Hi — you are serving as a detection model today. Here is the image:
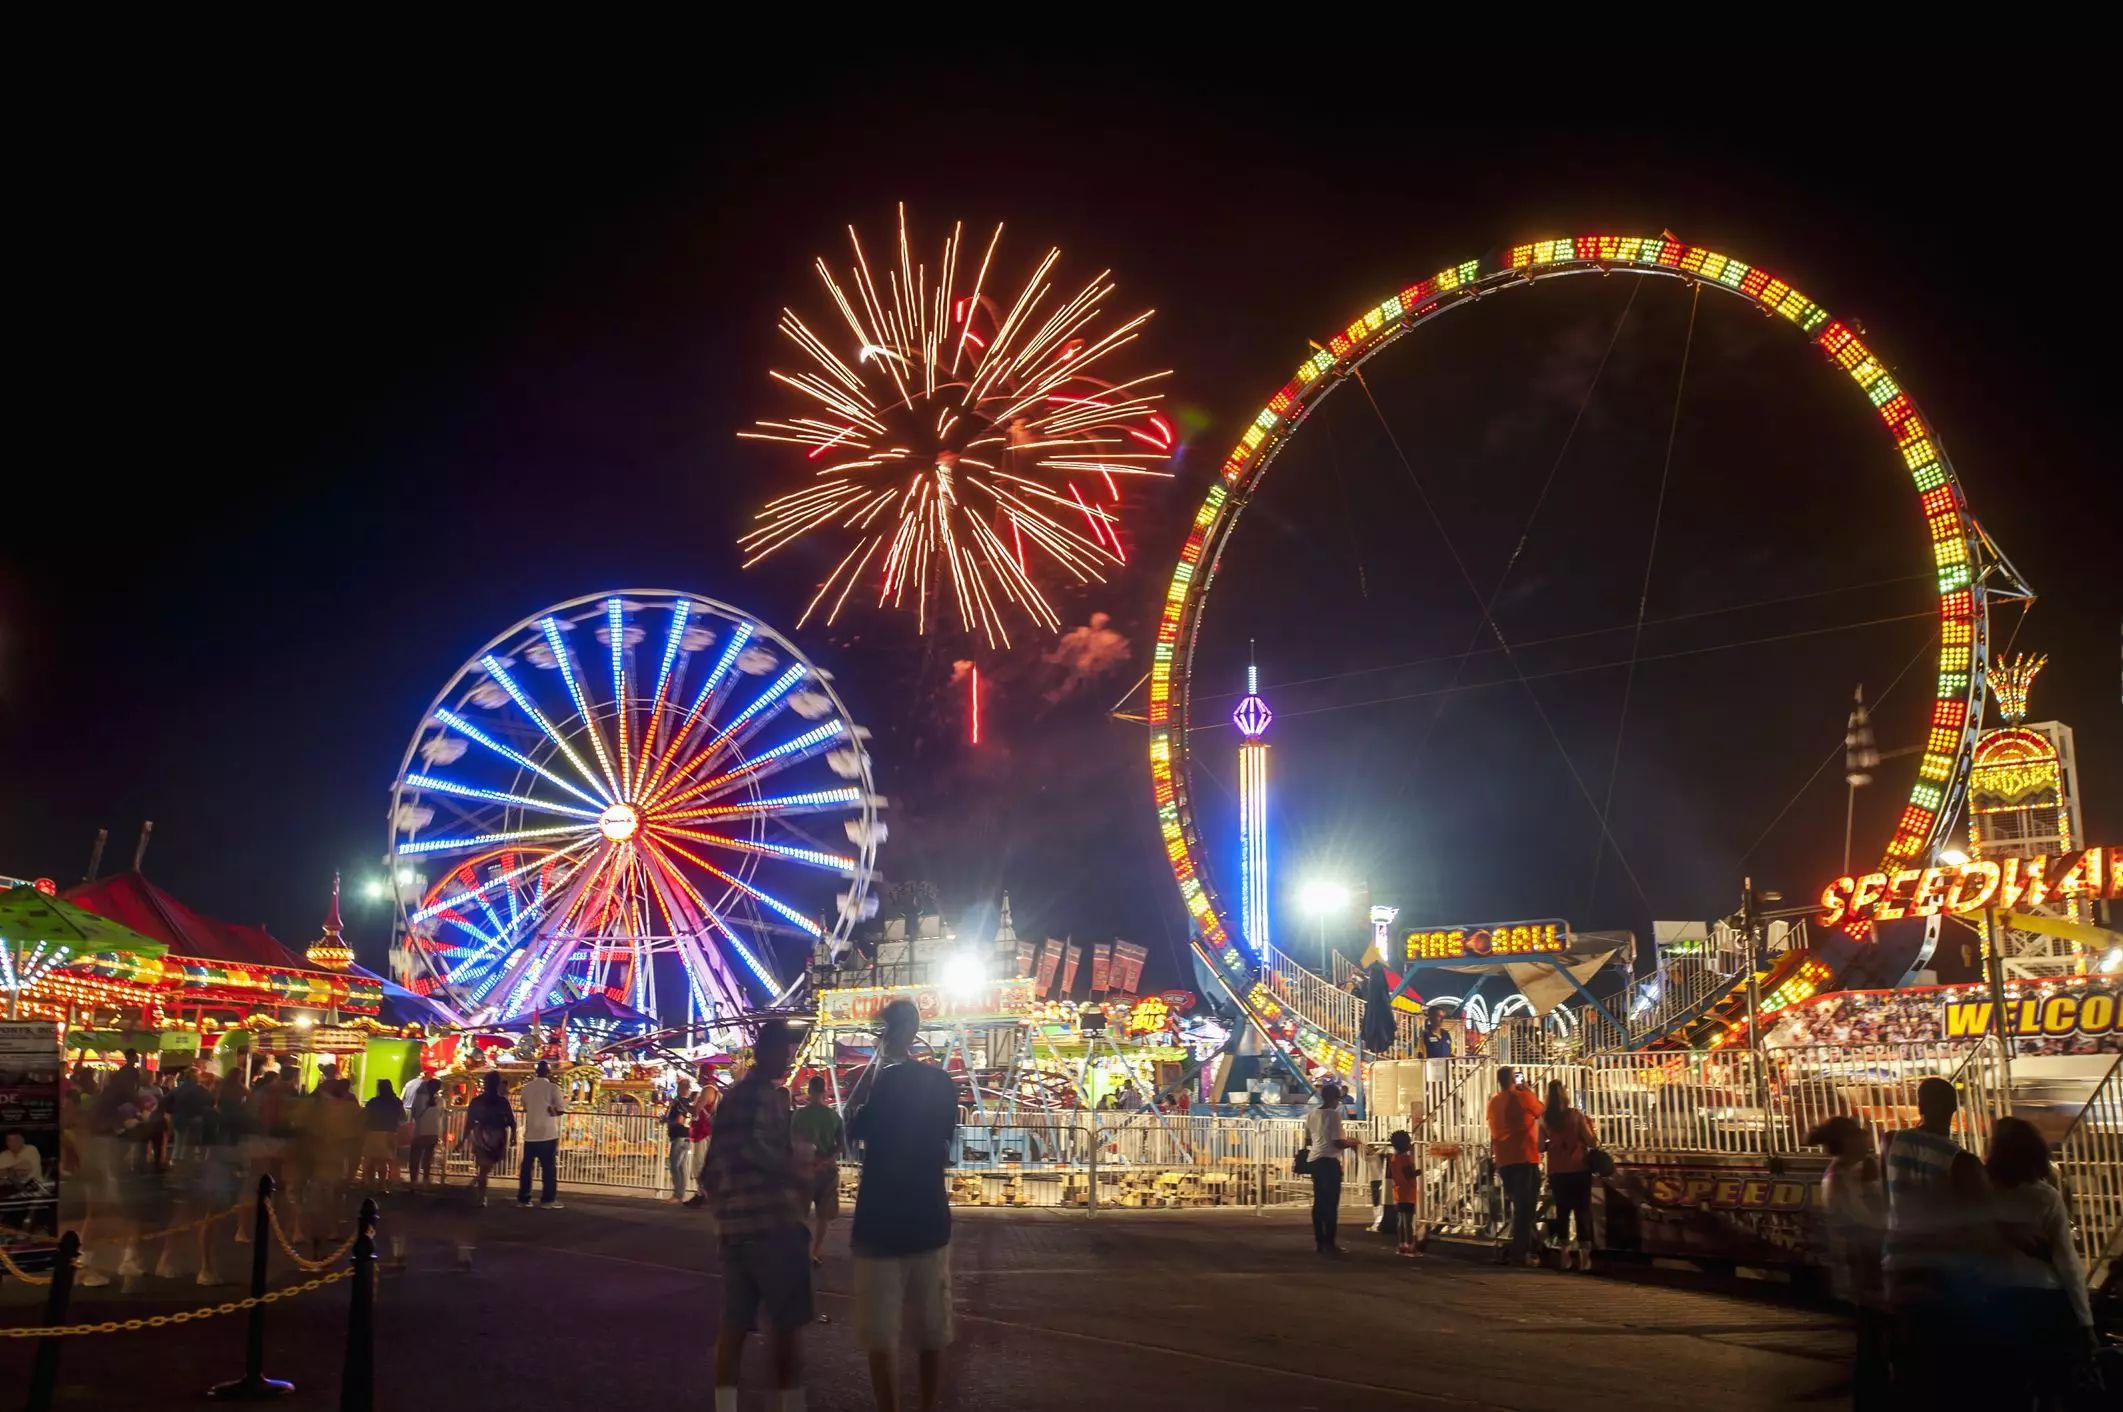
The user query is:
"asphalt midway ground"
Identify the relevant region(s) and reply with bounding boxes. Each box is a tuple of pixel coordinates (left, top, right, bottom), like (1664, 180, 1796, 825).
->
(1, 1193, 1853, 1410)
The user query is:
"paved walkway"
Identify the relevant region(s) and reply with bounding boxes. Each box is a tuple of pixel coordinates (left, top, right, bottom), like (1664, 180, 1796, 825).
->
(2, 1194, 1851, 1409)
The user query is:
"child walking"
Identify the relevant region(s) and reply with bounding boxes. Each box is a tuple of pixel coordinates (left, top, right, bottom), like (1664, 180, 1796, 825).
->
(1387, 1130, 1422, 1257)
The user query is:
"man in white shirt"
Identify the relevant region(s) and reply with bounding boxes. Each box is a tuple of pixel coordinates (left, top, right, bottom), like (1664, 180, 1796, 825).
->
(0, 1131, 43, 1190)
(516, 1061, 568, 1209)
(1304, 1081, 1358, 1255)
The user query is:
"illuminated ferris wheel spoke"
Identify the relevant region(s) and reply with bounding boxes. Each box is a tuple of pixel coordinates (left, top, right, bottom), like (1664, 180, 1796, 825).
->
(396, 823, 595, 857)
(638, 622, 754, 805)
(657, 835, 823, 940)
(641, 856, 748, 1019)
(444, 854, 592, 994)
(411, 844, 590, 925)
(663, 720, 852, 812)
(431, 710, 607, 811)
(660, 786, 864, 824)
(479, 654, 614, 806)
(537, 618, 622, 802)
(649, 824, 855, 873)
(606, 598, 634, 796)
(644, 662, 810, 810)
(490, 853, 618, 1018)
(401, 773, 605, 822)
(649, 847, 780, 997)
(633, 598, 693, 797)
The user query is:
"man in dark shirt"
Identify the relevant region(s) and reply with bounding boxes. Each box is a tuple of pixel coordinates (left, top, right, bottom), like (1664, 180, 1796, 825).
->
(846, 999, 959, 1412)
(702, 1019, 811, 1412)
(662, 1076, 695, 1203)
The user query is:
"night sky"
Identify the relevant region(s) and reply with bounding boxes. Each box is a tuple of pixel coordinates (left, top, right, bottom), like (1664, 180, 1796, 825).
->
(6, 66, 2115, 993)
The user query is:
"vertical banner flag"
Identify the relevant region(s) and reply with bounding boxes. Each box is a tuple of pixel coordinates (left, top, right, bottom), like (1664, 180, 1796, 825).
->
(1060, 941, 1083, 997)
(1036, 940, 1063, 998)
(1845, 684, 1878, 787)
(1015, 938, 1036, 978)
(1090, 942, 1113, 995)
(1111, 941, 1148, 995)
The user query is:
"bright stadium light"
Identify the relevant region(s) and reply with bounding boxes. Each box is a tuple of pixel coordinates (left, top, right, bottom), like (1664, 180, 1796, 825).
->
(1299, 879, 1350, 915)
(941, 951, 985, 996)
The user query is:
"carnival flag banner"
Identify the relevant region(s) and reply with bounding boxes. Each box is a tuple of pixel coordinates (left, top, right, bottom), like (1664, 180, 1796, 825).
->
(1016, 938, 1036, 978)
(1112, 940, 1148, 995)
(1090, 942, 1113, 995)
(1036, 940, 1063, 998)
(1060, 941, 1083, 997)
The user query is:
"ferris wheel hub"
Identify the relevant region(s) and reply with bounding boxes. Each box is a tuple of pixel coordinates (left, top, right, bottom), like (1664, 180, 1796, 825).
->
(598, 801, 641, 842)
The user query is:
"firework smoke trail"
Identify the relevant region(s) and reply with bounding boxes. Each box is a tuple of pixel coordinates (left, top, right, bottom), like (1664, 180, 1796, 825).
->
(741, 205, 1174, 647)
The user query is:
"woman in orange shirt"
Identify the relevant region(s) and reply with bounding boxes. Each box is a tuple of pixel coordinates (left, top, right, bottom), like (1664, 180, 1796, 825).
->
(1541, 1080, 1600, 1271)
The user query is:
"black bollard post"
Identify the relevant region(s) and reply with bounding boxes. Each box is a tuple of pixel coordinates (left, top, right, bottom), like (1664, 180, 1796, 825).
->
(25, 1230, 80, 1412)
(338, 1199, 377, 1412)
(208, 1174, 294, 1400)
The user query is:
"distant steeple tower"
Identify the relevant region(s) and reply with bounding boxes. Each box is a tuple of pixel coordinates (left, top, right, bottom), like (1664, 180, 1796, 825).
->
(306, 872, 356, 972)
(995, 891, 1017, 945)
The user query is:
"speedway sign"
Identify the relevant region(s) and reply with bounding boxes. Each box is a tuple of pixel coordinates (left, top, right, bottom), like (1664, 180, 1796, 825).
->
(1816, 846, 2117, 928)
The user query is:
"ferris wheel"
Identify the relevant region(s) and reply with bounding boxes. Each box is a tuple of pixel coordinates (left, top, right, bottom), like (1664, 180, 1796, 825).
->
(387, 590, 884, 1029)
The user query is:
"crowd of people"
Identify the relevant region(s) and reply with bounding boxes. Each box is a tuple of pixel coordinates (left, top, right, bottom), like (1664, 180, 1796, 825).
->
(1814, 1077, 2098, 1407)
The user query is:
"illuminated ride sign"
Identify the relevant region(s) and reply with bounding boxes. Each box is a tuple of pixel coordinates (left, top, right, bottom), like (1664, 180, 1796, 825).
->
(1406, 920, 1569, 963)
(1816, 846, 2118, 928)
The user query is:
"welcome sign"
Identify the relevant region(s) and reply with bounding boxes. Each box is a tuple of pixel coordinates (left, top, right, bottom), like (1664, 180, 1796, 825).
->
(1764, 976, 2123, 1055)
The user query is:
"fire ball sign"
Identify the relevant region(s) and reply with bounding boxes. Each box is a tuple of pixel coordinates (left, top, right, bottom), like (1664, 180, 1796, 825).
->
(1405, 920, 1568, 962)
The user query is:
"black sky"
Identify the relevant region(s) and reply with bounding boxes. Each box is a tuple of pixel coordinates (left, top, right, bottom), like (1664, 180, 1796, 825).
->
(6, 61, 2115, 989)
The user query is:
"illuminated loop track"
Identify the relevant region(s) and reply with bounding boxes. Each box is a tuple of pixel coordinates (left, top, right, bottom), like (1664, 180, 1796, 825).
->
(388, 590, 883, 1031)
(1147, 235, 2005, 1074)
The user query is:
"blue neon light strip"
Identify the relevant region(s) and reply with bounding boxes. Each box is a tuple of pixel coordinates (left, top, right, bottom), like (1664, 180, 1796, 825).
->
(411, 845, 586, 923)
(433, 709, 606, 811)
(663, 786, 863, 822)
(540, 620, 620, 799)
(684, 720, 847, 800)
(481, 654, 612, 805)
(403, 773, 604, 821)
(701, 663, 807, 755)
(1239, 741, 1269, 952)
(653, 826, 855, 872)
(397, 823, 590, 857)
(608, 598, 631, 791)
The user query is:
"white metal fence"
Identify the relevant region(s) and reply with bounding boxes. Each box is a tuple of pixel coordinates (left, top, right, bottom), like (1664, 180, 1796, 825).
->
(416, 1037, 2123, 1289)
(428, 1105, 1387, 1210)
(2055, 1054, 2123, 1287)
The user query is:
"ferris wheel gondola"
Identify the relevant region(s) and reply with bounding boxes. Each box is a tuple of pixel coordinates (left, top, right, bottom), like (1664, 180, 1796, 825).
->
(387, 590, 883, 1033)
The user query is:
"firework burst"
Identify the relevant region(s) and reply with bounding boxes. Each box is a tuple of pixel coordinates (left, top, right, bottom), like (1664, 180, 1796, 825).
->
(741, 206, 1173, 647)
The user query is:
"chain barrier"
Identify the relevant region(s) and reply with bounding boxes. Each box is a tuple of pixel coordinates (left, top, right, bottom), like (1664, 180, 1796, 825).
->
(0, 1268, 350, 1338)
(263, 1199, 361, 1271)
(80, 1199, 247, 1249)
(0, 1244, 56, 1285)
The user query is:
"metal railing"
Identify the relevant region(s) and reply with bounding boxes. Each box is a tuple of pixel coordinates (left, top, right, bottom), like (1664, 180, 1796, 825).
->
(2054, 1053, 2123, 1287)
(1396, 1044, 2001, 1236)
(1262, 944, 1420, 1056)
